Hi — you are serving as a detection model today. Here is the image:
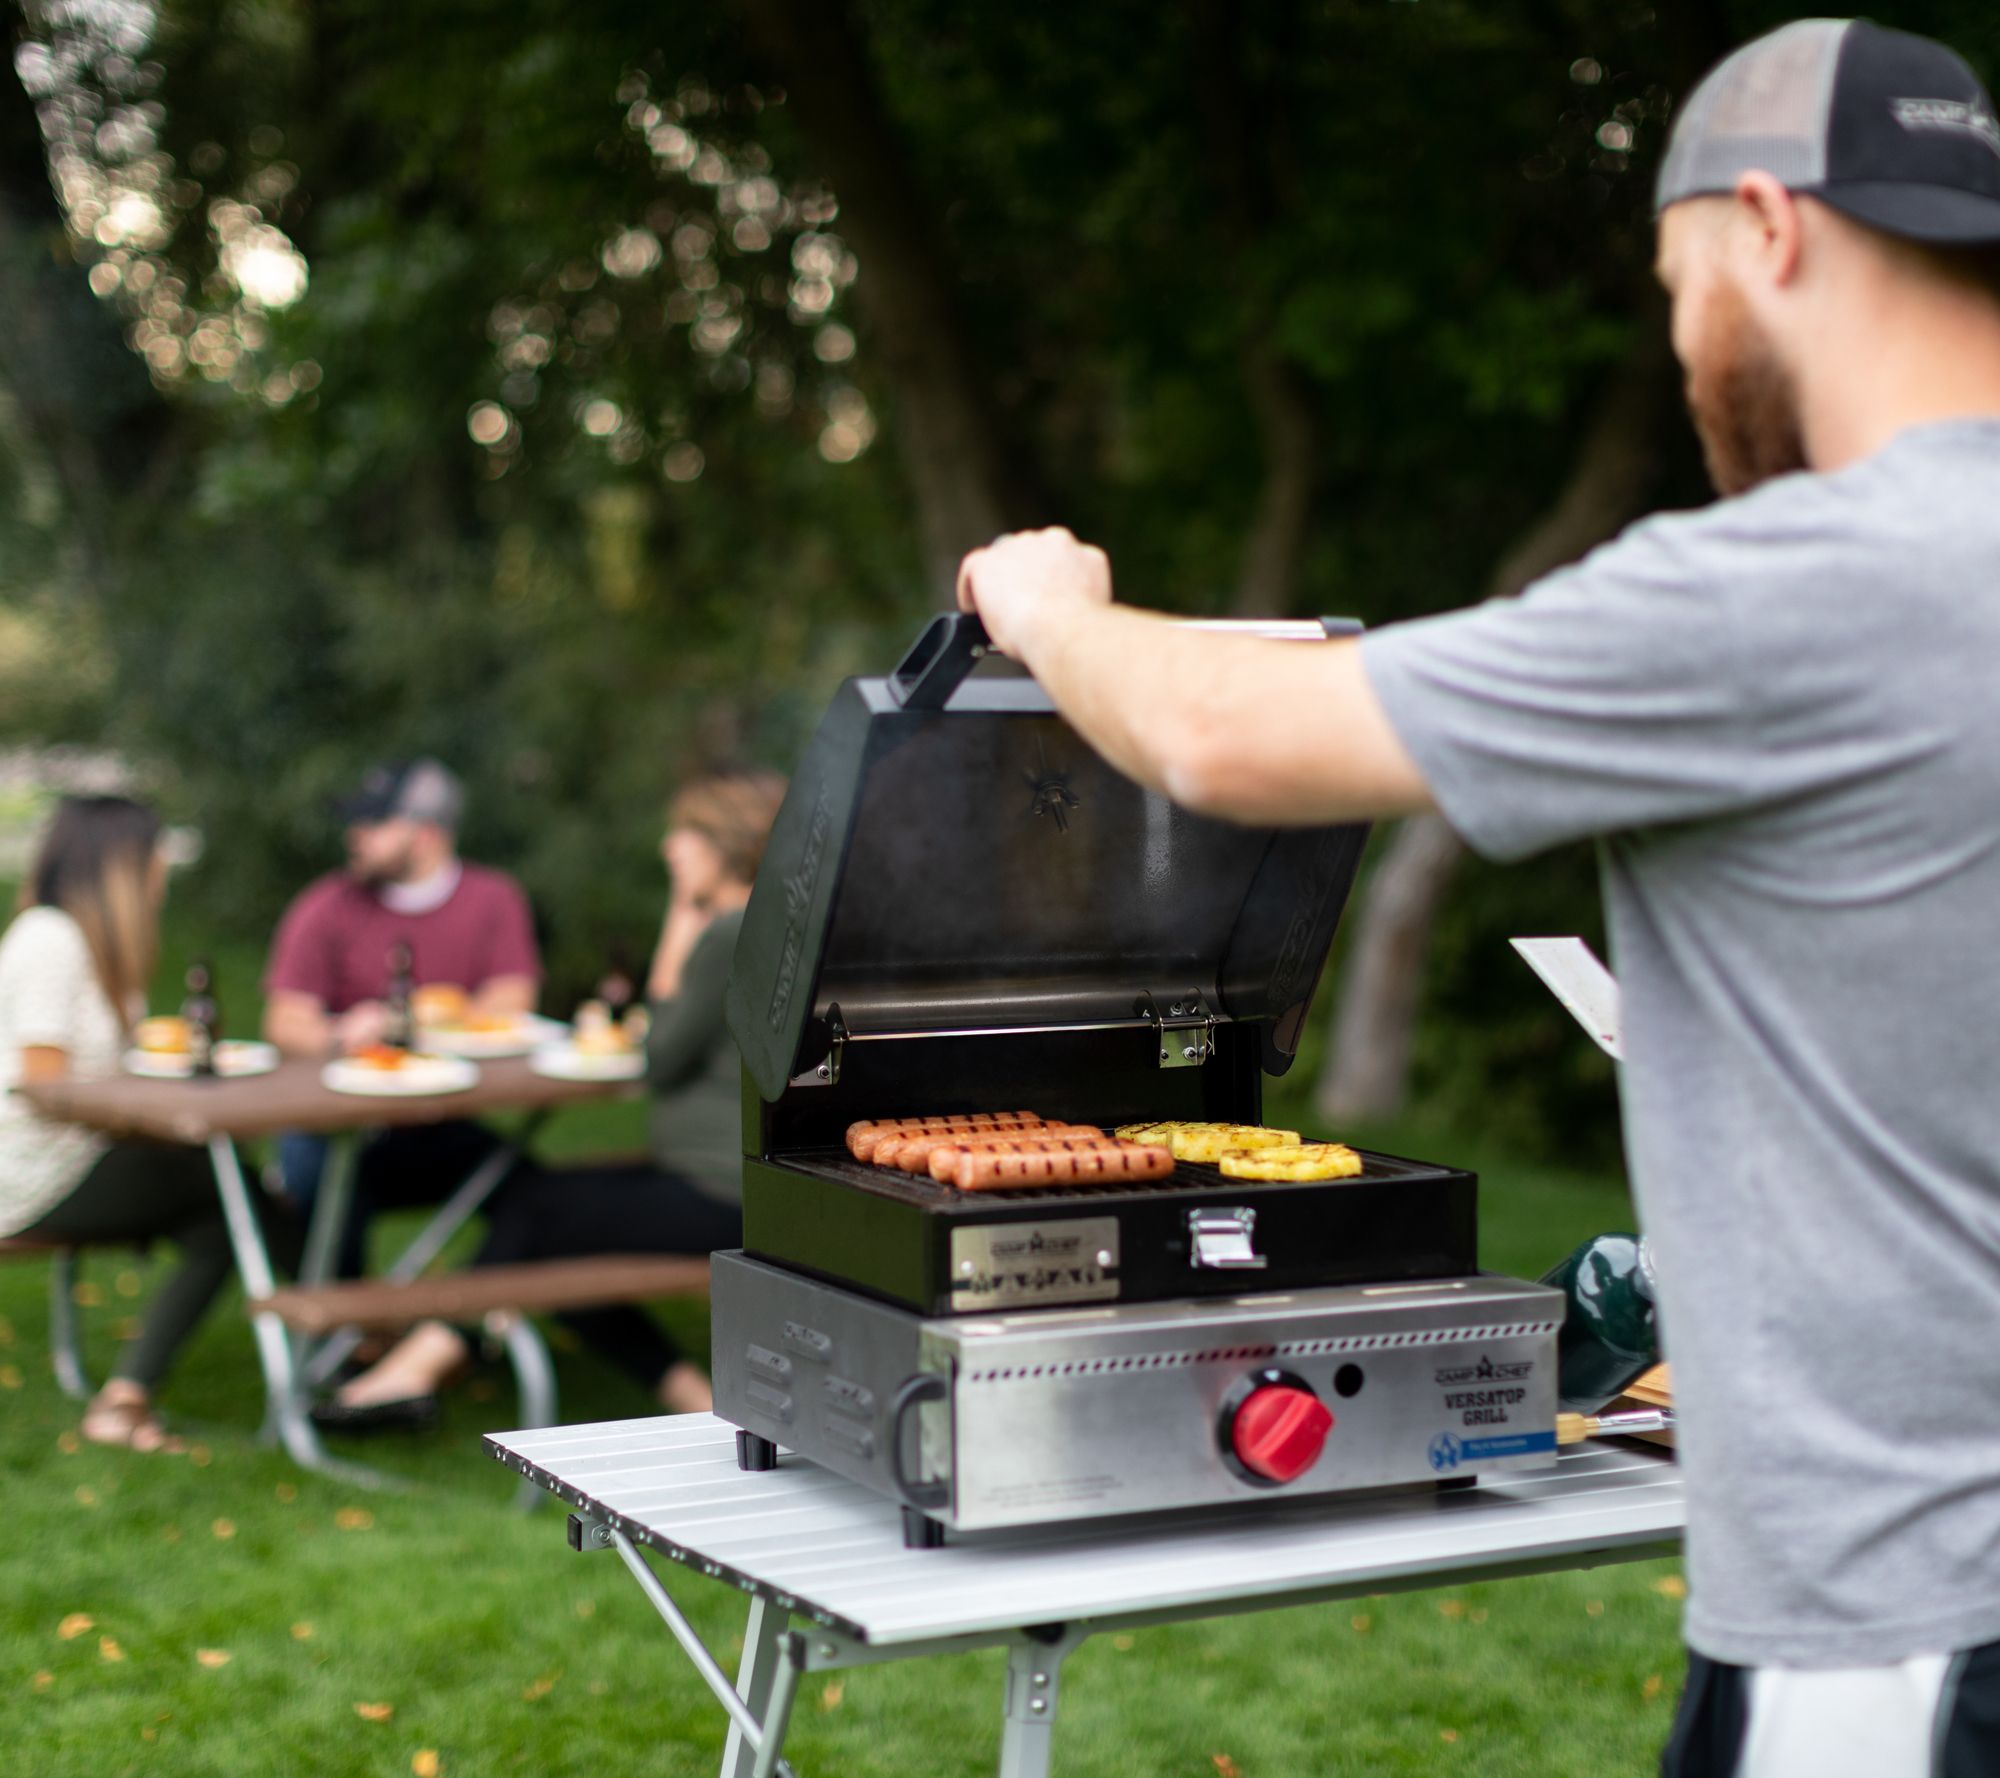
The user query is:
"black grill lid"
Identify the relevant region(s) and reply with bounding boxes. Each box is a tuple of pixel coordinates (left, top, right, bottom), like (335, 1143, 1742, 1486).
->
(725, 614, 1371, 1102)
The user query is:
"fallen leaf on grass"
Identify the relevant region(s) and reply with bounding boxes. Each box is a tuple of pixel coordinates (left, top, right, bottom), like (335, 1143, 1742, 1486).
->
(99, 1637, 125, 1663)
(188, 1445, 212, 1468)
(521, 1674, 557, 1702)
(71, 1281, 103, 1307)
(573, 1599, 594, 1619)
(115, 1270, 142, 1298)
(195, 1650, 231, 1668)
(57, 1614, 94, 1641)
(75, 1487, 98, 1508)
(1468, 1608, 1488, 1625)
(355, 1702, 394, 1722)
(0, 1364, 23, 1390)
(1584, 1600, 1605, 1617)
(1111, 1635, 1135, 1652)
(211, 1519, 236, 1540)
(111, 1317, 141, 1341)
(1643, 1674, 1664, 1701)
(161, 1525, 182, 1543)
(1212, 1755, 1241, 1778)
(1349, 1615, 1371, 1634)
(1653, 1575, 1687, 1600)
(56, 1432, 79, 1454)
(1441, 1729, 1460, 1744)
(412, 1753, 440, 1777)
(1438, 1600, 1465, 1619)
(334, 1508, 375, 1531)
(32, 1671, 53, 1692)
(816, 1680, 844, 1713)
(142, 1727, 156, 1742)
(0, 1314, 15, 1345)
(291, 1624, 314, 1641)
(587, 1680, 609, 1697)
(275, 1484, 297, 1504)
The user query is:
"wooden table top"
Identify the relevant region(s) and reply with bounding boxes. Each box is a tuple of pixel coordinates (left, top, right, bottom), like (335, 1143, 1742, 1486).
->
(18, 1054, 633, 1145)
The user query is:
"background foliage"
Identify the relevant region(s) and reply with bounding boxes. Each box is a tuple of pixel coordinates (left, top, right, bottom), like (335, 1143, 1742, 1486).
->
(5, 0, 1997, 1155)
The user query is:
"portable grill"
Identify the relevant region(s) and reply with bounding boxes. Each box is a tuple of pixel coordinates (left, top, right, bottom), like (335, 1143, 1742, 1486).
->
(714, 614, 1562, 1546)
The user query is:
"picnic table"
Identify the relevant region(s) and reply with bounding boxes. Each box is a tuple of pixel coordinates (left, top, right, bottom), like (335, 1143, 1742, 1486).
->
(488, 1413, 1687, 1778)
(22, 1054, 634, 1488)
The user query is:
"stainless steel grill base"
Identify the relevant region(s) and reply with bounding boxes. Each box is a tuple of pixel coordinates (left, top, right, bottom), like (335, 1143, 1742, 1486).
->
(713, 1251, 1564, 1535)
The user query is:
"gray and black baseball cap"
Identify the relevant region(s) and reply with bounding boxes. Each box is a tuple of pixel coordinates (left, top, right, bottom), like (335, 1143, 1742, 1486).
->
(1657, 19, 2000, 244)
(335, 759, 465, 829)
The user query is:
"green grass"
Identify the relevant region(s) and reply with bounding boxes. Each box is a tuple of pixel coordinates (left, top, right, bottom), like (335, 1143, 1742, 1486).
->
(0, 1121, 1684, 1778)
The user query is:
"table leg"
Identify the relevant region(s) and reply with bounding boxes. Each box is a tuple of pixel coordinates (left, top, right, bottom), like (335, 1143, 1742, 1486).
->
(300, 1122, 539, 1390)
(721, 1596, 787, 1778)
(207, 1136, 394, 1492)
(298, 1132, 359, 1288)
(47, 1249, 91, 1401)
(996, 1633, 1081, 1778)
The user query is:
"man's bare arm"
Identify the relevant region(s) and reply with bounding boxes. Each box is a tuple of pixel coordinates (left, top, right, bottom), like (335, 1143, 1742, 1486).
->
(957, 529, 1435, 827)
(469, 974, 537, 1018)
(264, 989, 334, 1057)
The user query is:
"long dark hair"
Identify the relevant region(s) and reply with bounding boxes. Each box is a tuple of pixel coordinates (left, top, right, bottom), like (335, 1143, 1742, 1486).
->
(20, 796, 163, 1021)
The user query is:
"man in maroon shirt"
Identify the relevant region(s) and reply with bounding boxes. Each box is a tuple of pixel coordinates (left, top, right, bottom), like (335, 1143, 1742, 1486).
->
(263, 761, 543, 1333)
(264, 759, 540, 1051)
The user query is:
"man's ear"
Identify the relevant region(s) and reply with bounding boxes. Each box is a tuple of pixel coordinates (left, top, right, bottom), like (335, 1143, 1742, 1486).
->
(1731, 172, 1804, 289)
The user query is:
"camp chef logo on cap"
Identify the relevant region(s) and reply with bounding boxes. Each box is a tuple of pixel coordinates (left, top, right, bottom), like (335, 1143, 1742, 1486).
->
(1890, 96, 2000, 158)
(1435, 1353, 1534, 1387)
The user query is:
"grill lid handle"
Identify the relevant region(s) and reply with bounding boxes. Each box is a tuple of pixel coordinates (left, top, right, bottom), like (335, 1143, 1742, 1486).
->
(888, 612, 991, 712)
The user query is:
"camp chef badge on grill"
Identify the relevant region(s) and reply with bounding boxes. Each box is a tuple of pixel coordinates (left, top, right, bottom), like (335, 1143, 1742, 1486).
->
(1435, 1353, 1534, 1387)
(949, 1218, 1121, 1310)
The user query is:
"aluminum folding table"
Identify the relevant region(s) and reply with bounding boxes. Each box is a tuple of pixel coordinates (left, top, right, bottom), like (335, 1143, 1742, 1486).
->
(487, 1412, 1686, 1778)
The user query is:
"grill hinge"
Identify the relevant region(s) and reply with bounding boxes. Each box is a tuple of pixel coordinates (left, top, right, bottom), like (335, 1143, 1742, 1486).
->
(790, 1002, 847, 1088)
(1138, 991, 1216, 1069)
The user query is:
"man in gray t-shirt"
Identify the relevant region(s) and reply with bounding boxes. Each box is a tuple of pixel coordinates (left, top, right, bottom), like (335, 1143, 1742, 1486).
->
(956, 19, 2000, 1778)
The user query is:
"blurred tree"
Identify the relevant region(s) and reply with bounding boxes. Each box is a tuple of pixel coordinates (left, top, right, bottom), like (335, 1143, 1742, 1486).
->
(8, 0, 1998, 1141)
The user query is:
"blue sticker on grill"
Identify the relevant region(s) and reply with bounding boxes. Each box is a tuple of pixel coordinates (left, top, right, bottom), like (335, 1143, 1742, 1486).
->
(1427, 1430, 1557, 1472)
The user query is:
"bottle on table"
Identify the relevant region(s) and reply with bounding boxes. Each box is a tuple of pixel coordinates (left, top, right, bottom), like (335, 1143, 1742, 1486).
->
(181, 960, 220, 1077)
(1540, 1231, 1660, 1414)
(383, 940, 416, 1050)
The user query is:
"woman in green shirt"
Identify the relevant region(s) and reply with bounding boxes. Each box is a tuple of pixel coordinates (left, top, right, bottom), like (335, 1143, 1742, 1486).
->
(322, 770, 785, 1424)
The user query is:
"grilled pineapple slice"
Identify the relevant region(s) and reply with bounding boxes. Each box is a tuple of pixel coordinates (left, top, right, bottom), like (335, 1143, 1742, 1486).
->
(1109, 1122, 1299, 1162)
(1217, 1142, 1363, 1181)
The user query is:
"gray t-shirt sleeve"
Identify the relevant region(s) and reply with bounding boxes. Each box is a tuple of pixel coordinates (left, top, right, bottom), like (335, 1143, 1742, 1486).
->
(1358, 493, 1909, 863)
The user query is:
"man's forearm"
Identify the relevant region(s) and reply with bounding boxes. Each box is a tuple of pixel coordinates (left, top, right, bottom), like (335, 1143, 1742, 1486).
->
(1012, 604, 1435, 827)
(263, 994, 333, 1057)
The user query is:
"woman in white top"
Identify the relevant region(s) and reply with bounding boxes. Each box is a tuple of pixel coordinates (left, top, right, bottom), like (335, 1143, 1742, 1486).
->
(1, 797, 292, 1450)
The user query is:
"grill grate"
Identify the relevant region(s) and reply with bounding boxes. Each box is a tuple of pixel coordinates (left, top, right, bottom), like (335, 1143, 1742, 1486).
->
(777, 1142, 1438, 1211)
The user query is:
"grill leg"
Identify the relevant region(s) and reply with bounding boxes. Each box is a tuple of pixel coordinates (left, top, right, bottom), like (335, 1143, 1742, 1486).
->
(736, 1431, 778, 1472)
(48, 1250, 91, 1402)
(1437, 1474, 1480, 1493)
(901, 1506, 947, 1550)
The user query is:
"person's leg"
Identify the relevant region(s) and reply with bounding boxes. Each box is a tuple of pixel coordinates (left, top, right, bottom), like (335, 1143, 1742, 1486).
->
(480, 1163, 737, 1405)
(20, 1141, 295, 1446)
(276, 1131, 329, 1210)
(333, 1164, 737, 1409)
(339, 1120, 511, 1277)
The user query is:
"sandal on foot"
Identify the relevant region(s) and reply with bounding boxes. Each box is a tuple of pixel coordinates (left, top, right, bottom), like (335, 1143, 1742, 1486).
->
(80, 1392, 185, 1454)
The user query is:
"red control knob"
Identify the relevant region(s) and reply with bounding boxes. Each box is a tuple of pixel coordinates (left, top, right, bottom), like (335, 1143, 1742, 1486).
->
(1230, 1385, 1333, 1483)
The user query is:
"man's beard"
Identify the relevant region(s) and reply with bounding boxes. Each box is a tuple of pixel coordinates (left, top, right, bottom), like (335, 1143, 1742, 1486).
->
(1683, 278, 1807, 498)
(349, 840, 416, 888)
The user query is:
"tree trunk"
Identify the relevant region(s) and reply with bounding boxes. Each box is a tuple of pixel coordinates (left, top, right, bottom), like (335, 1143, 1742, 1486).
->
(1315, 323, 1675, 1124)
(739, 0, 1038, 603)
(1186, 0, 1319, 619)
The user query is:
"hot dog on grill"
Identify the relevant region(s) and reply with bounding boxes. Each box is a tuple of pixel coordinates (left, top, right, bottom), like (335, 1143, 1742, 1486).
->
(944, 1141, 1176, 1193)
(846, 1111, 1044, 1161)
(891, 1126, 1103, 1175)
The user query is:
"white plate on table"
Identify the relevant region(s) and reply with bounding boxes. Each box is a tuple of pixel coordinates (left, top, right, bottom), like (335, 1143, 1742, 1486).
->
(529, 1042, 645, 1083)
(320, 1054, 481, 1097)
(418, 1014, 569, 1059)
(124, 1040, 281, 1080)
